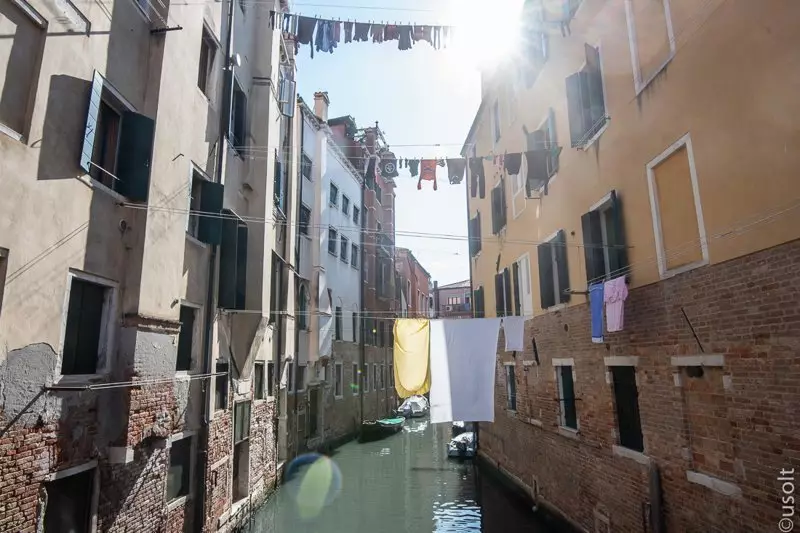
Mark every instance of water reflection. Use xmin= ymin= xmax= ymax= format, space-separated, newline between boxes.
xmin=249 ymin=418 xmax=559 ymax=533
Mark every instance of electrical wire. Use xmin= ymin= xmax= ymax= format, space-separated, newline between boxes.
xmin=47 ymin=372 xmax=228 ymax=391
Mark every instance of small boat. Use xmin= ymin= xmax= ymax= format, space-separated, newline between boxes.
xmin=447 ymin=431 xmax=476 ymax=459
xmin=451 ymin=421 xmax=474 ymax=437
xmin=398 ymin=395 xmax=429 ymax=418
xmin=359 ymin=417 xmax=405 ymax=443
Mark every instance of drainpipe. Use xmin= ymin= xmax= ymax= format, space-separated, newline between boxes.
xmin=195 ymin=0 xmax=235 ymax=526
xmin=358 ymin=154 xmax=366 ymax=426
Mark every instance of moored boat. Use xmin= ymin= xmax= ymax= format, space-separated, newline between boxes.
xmin=359 ymin=417 xmax=405 ymax=443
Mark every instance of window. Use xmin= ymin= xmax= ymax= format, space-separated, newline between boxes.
xmin=215 ymin=361 xmax=229 ymax=410
xmin=646 ymin=134 xmax=708 ymax=278
xmin=0 ymin=0 xmax=44 ymax=138
xmin=377 ymin=221 xmax=382 ymax=234
xmin=328 ymin=227 xmax=338 ymax=256
xmin=556 ymin=365 xmax=578 ymax=430
xmin=469 ymin=213 xmax=482 ymax=257
xmin=231 ymin=80 xmax=247 ymax=151
xmin=176 ymin=305 xmax=196 ymax=372
xmin=197 ymin=25 xmax=217 ymax=98
xmin=278 ymin=67 xmax=296 ymax=118
xmin=62 ymin=275 xmax=114 ymax=376
xmin=352 ymin=363 xmax=359 ymax=395
xmin=218 ymin=211 xmax=248 ymax=309
xmin=373 ymin=364 xmax=378 ymax=391
xmin=334 ymin=306 xmax=342 ymax=341
xmin=494 ymin=268 xmax=513 ymax=317
xmin=389 ymin=364 xmax=394 ymax=388
xmin=381 ymin=364 xmax=386 ymax=390
xmin=523 ymin=109 xmax=559 ymax=195
xmin=274 ymin=157 xmax=287 ymax=213
xmin=167 ymin=435 xmax=193 ymax=501
xmin=232 ymin=401 xmax=251 ymax=502
xmin=473 ymin=286 xmax=485 ymax=318
xmin=254 ymin=362 xmax=265 ymax=400
xmin=537 ymin=230 xmax=570 ymax=310
xmin=353 ymin=206 xmax=360 ymax=225
xmin=342 ymin=195 xmax=351 ymax=216
xmin=362 ymin=364 xmax=369 ymax=392
xmin=269 ymin=253 xmax=287 ymax=326
xmin=299 ymin=204 xmax=311 ymax=236
xmin=329 ymin=183 xmax=339 ymax=207
xmin=351 ymin=244 xmax=359 ymax=269
xmin=43 ymin=467 xmax=94 ymax=533
xmin=80 ymin=72 xmax=155 ymax=202
xmin=286 ymin=361 xmax=294 ymax=393
xmin=624 ymin=0 xmax=676 ymax=94
xmin=492 ymin=99 xmax=501 ymax=144
xmin=301 ymin=153 xmax=312 ymax=180
xmin=0 ymin=248 xmax=7 ymax=317
xmin=186 ymin=170 xmax=224 ymax=244
xmin=582 ymin=191 xmax=629 ymax=283
xmin=491 ymin=178 xmax=507 ymax=234
xmin=378 ymin=321 xmax=385 ymax=347
xmin=505 ymin=364 xmax=517 ymax=411
xmin=611 ymin=366 xmax=644 ymax=452
xmin=514 ymin=254 xmax=533 ymax=316
xmin=566 ymin=45 xmax=607 ymax=148
xmin=297 ymin=283 xmax=308 ymax=330
xmin=296 ymin=364 xmax=306 ymax=392
xmin=447 ymin=296 xmax=461 ymax=305
xmin=340 ymin=235 xmax=349 ymax=263
xmin=266 ymin=361 xmax=275 ymax=397
xmin=334 ymin=363 xmax=343 ymax=398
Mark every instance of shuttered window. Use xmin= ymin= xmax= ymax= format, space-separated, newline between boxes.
xmin=473 ymin=286 xmax=485 ymax=318
xmin=187 ymin=172 xmax=224 ymax=245
xmin=494 ymin=270 xmax=513 ymax=317
xmin=537 ymin=230 xmax=570 ymax=310
xmin=62 ymin=278 xmax=109 ymax=375
xmin=218 ymin=210 xmax=248 ymax=310
xmin=278 ymin=70 xmax=297 ymax=118
xmin=231 ymin=80 xmax=247 ymax=150
xmin=524 ymin=108 xmax=561 ymax=196
xmin=491 ymin=179 xmax=507 ymax=234
xmin=582 ymin=190 xmax=628 ymax=283
xmin=566 ymin=44 xmax=607 ymax=148
xmin=469 ymin=213 xmax=482 ymax=257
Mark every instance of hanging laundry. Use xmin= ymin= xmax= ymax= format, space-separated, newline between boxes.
xmin=418 ymin=159 xmax=438 ymax=190
xmin=429 ymin=318 xmax=502 ymax=423
xmin=504 ymin=152 xmax=522 ymax=175
xmin=380 ymin=153 xmax=399 ymax=178
xmin=354 ymin=21 xmax=370 ymax=42
xmin=502 ymin=316 xmax=525 ymax=351
xmin=364 ymin=154 xmax=378 ymax=185
xmin=333 ymin=21 xmax=342 ymax=43
xmin=469 ymin=158 xmax=486 ymax=198
xmin=385 ymin=24 xmax=399 ymax=40
xmin=590 ymin=282 xmax=604 ymax=343
xmin=433 ymin=26 xmax=442 ymax=49
xmin=315 ymin=20 xmax=336 ymax=54
xmin=437 ymin=159 xmax=445 ymax=167
xmin=443 ymin=26 xmax=450 ymax=47
xmin=371 ymin=24 xmax=385 ymax=43
xmin=398 ymin=25 xmax=413 ymax=50
xmin=344 ymin=21 xmax=353 ymax=43
xmin=393 ymin=319 xmax=432 ymax=399
xmin=297 ymin=16 xmax=317 ymax=57
xmin=446 ymin=158 xmax=466 ymax=185
xmin=604 ymin=276 xmax=628 ymax=332
xmin=408 ymin=159 xmax=420 ymax=177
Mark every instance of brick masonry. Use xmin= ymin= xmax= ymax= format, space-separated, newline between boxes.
xmin=481 ymin=238 xmax=800 ymax=533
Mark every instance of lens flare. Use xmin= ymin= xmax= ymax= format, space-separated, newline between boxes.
xmin=285 ymin=453 xmax=343 ymax=520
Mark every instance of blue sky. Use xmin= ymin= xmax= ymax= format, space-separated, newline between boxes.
xmin=292 ymin=0 xmax=510 ymax=285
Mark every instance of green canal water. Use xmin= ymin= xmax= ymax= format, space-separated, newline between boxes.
xmin=248 ymin=418 xmax=567 ymax=532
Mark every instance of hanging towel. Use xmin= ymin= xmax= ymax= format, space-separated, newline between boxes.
xmin=353 ymin=22 xmax=369 ymax=42
xmin=408 ymin=159 xmax=420 ymax=177
xmin=589 ymin=282 xmax=604 ymax=343
xmin=502 ymin=316 xmax=525 ymax=351
xmin=429 ymin=318 xmax=502 ymax=423
xmin=445 ymin=158 xmax=466 ymax=185
xmin=604 ymin=276 xmax=628 ymax=332
xmin=297 ymin=16 xmax=316 ymax=45
xmin=468 ymin=158 xmax=486 ymax=198
xmin=333 ymin=21 xmax=341 ymax=43
xmin=398 ymin=25 xmax=413 ymax=50
xmin=418 ymin=159 xmax=438 ymax=190
xmin=393 ymin=319 xmax=432 ymax=399
xmin=371 ymin=24 xmax=385 ymax=43
xmin=505 ymin=152 xmax=522 ymax=175
xmin=344 ymin=21 xmax=353 ymax=43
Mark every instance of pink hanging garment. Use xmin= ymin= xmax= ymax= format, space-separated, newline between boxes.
xmin=603 ymin=276 xmax=628 ymax=332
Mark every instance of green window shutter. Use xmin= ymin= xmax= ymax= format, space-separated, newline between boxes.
xmin=494 ymin=273 xmax=505 ymax=317
xmin=608 ymin=190 xmax=629 ymax=278
xmin=80 ymin=72 xmax=104 ymax=173
xmin=581 ymin=210 xmax=604 ymax=283
xmin=512 ymin=262 xmax=521 ymax=316
xmin=584 ymin=44 xmax=606 ymax=136
xmin=116 ymin=111 xmax=155 ymax=202
xmin=566 ymin=72 xmax=588 ymax=148
xmin=198 ymin=180 xmax=224 ymax=244
xmin=537 ymin=242 xmax=555 ymax=309
xmin=218 ymin=210 xmax=239 ymax=309
xmin=555 ymin=230 xmax=571 ymax=303
xmin=503 ymin=268 xmax=513 ymax=317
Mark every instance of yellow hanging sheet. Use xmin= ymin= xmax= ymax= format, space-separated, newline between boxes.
xmin=393 ymin=318 xmax=431 ymax=399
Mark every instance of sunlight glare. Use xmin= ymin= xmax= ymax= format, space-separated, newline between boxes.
xmin=446 ymin=0 xmax=526 ymax=70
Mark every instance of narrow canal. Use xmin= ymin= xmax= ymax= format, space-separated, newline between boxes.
xmin=249 ymin=418 xmax=566 ymax=532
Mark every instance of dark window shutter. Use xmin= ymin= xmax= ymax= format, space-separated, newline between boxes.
xmin=495 ymin=273 xmax=504 ymax=317
xmin=279 ymin=77 xmax=296 ymax=118
xmin=555 ymin=230 xmax=571 ymax=303
xmin=612 ymin=366 xmax=644 ymax=452
xmin=581 ymin=210 xmax=605 ymax=283
xmin=491 ymin=187 xmax=501 ymax=234
xmin=546 ymin=108 xmax=560 ymax=177
xmin=503 ymin=268 xmax=513 ymax=317
xmin=80 ymin=72 xmax=104 ymax=173
xmin=566 ymin=72 xmax=587 ymax=148
xmin=469 ymin=213 xmax=482 ymax=257
xmin=512 ymin=262 xmax=521 ymax=316
xmin=198 ymin=180 xmax=224 ymax=244
xmin=584 ymin=44 xmax=606 ymax=133
xmin=608 ymin=190 xmax=629 ymax=278
xmin=560 ymin=366 xmax=578 ymax=429
xmin=274 ymin=159 xmax=284 ymax=210
xmin=115 ymin=112 xmax=155 ymax=202
xmin=218 ymin=210 xmax=239 ymax=309
xmin=537 ymin=242 xmax=555 ymax=309
xmin=526 ymin=129 xmax=549 ymax=195
xmin=500 ymin=177 xmax=508 ymax=230
xmin=474 ymin=287 xmax=485 ymax=318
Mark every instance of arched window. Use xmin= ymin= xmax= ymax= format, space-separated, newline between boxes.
xmin=298 ymin=283 xmax=309 ymax=330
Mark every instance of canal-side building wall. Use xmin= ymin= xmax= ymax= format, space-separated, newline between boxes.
xmin=464 ymin=0 xmax=800 ymax=532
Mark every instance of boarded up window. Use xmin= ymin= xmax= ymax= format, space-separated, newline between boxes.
xmin=627 ymin=0 xmax=674 ymax=87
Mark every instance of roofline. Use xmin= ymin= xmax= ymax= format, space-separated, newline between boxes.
xmin=461 ymin=98 xmax=487 ymax=156
xmin=438 ymin=279 xmax=471 ymax=289
xmin=396 ymin=247 xmax=432 ymax=281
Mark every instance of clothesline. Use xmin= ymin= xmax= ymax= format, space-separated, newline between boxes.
xmin=270 ymin=11 xmax=458 ymax=57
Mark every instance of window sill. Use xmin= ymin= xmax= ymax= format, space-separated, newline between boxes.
xmin=612 ymin=445 xmax=650 ymax=465
xmin=76 ymin=175 xmax=128 ymax=204
xmin=557 ymin=426 xmax=580 ymax=440
xmin=543 ymin=302 xmax=568 ymax=313
xmin=54 ymin=373 xmax=107 ymax=387
xmin=334 ymin=394 xmax=343 ymax=400
xmin=0 ymin=122 xmax=24 ymax=143
xmin=174 ymin=371 xmax=193 ymax=380
xmin=328 ymin=251 xmax=338 ymax=258
xmin=186 ymin=233 xmax=210 ymax=249
xmin=635 ymin=54 xmax=675 ymax=96
xmin=196 ymin=86 xmax=214 ymax=108
xmin=660 ymin=258 xmax=709 ymax=281
xmin=578 ymin=120 xmax=609 ymax=151
xmin=167 ymin=494 xmax=192 ymax=512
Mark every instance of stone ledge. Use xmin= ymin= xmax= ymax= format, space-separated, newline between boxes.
xmin=686 ymin=470 xmax=742 ymax=498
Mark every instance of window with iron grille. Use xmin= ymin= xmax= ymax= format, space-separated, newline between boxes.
xmin=505 ymin=364 xmax=517 ymax=411
xmin=299 ymin=204 xmax=311 ymax=236
xmin=328 ymin=227 xmax=338 ymax=256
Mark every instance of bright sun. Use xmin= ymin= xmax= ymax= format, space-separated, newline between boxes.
xmin=444 ymin=0 xmax=526 ymax=70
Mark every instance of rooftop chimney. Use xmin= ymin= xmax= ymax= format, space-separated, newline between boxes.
xmin=314 ymin=91 xmax=329 ymax=122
